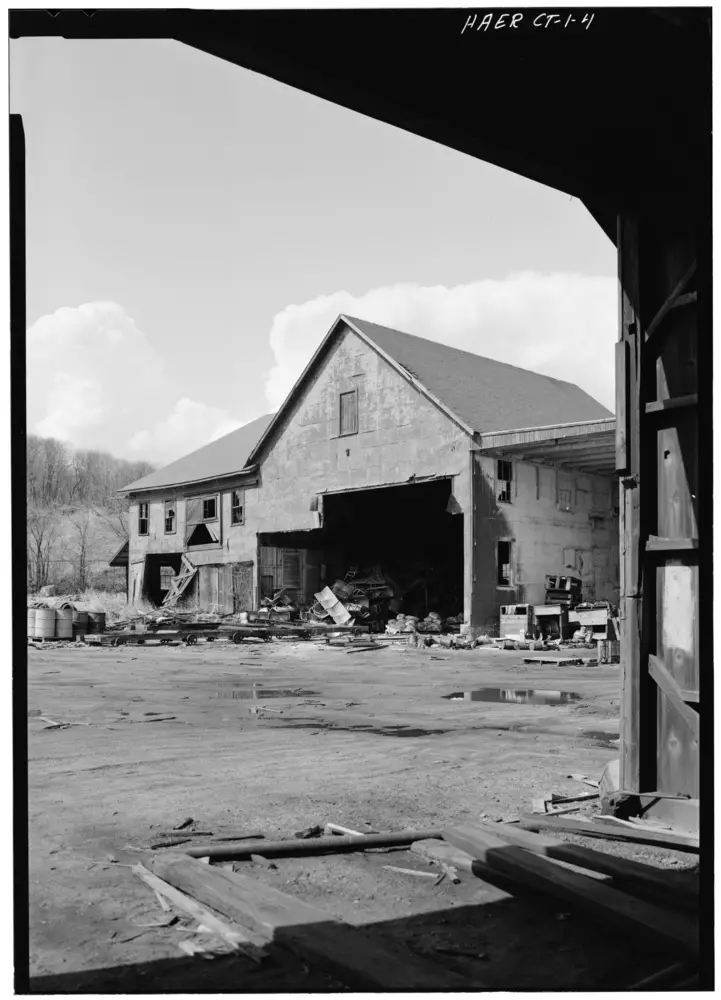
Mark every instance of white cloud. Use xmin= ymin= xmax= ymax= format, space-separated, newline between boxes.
xmin=128 ymin=398 xmax=245 ymax=458
xmin=264 ymin=274 xmax=617 ymax=411
xmin=27 ymin=302 xmax=243 ymax=464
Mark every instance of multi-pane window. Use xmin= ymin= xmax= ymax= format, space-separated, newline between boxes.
xmin=159 ymin=566 xmax=175 ymax=592
xmin=497 ymin=540 xmax=512 ymax=586
xmin=202 ymin=496 xmax=217 ymax=520
xmin=164 ymin=500 xmax=176 ymax=534
xmin=339 ymin=390 xmax=358 ymax=436
xmin=496 ymin=459 xmax=513 ymax=504
xmin=558 ymin=474 xmax=574 ymax=512
xmin=231 ymin=489 xmax=245 ymax=526
xmin=138 ymin=502 xmax=149 ymax=536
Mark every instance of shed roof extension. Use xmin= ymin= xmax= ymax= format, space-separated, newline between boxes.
xmin=120 ymin=412 xmax=274 ymax=494
xmin=248 ymin=315 xmax=612 ymax=463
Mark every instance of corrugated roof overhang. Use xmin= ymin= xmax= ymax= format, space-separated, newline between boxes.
xmin=474 ymin=417 xmax=616 ymax=477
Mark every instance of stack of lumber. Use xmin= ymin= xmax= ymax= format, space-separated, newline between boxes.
xmin=439 ymin=820 xmax=698 ymax=963
xmin=139 ymin=853 xmax=484 ymax=990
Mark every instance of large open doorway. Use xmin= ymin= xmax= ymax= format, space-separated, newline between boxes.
xmin=259 ymin=478 xmax=464 ymax=624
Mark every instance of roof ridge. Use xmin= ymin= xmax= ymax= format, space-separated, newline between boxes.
xmin=342 ymin=314 xmax=581 ymax=391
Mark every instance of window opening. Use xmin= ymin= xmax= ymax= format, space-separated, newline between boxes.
xmin=496 ymin=459 xmax=513 ymax=504
xmin=202 ymin=496 xmax=217 ymax=520
xmin=497 ymin=540 xmax=512 ymax=586
xmin=159 ymin=566 xmax=175 ymax=592
xmin=339 ymin=390 xmax=358 ymax=436
xmin=164 ymin=501 xmax=176 ymax=534
xmin=231 ymin=489 xmax=245 ymax=525
xmin=138 ymin=502 xmax=149 ymax=536
xmin=187 ymin=523 xmax=219 ymax=546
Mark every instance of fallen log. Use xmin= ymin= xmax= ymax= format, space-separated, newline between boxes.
xmin=182 ymin=828 xmax=443 ymax=860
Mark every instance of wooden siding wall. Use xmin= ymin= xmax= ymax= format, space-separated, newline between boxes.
xmin=617 ymin=213 xmax=700 ymax=799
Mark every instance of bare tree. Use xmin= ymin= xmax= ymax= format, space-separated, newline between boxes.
xmin=68 ymin=509 xmax=97 ymax=591
xmin=27 ymin=507 xmax=61 ymax=591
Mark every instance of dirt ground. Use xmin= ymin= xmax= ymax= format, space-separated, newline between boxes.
xmin=25 ymin=638 xmax=698 ymax=992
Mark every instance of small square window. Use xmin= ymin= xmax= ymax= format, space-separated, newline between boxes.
xmin=339 ymin=390 xmax=358 ymax=436
xmin=203 ymin=496 xmax=217 ymax=520
xmin=497 ymin=540 xmax=512 ymax=586
xmin=496 ymin=459 xmax=513 ymax=504
xmin=138 ymin=502 xmax=149 ymax=536
xmin=164 ymin=501 xmax=176 ymax=534
xmin=231 ymin=489 xmax=244 ymax=526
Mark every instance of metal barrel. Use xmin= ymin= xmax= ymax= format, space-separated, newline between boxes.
xmin=27 ymin=608 xmax=36 ymax=638
xmin=87 ymin=611 xmax=106 ymax=634
xmin=72 ymin=610 xmax=88 ymax=637
xmin=35 ymin=608 xmax=56 ymax=639
xmin=55 ymin=608 xmax=73 ymax=639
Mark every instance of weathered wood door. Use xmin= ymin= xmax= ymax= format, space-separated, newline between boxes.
xmin=232 ymin=562 xmax=254 ymax=612
xmin=617 ymin=215 xmax=700 ymax=797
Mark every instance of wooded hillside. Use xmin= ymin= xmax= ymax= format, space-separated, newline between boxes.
xmin=26 ymin=435 xmax=155 ymax=593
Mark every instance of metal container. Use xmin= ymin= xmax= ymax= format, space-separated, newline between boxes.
xmin=72 ymin=610 xmax=88 ymax=637
xmin=27 ymin=608 xmax=36 ymax=638
xmin=87 ymin=611 xmax=106 ymax=634
xmin=55 ymin=608 xmax=73 ymax=639
xmin=35 ymin=607 xmax=56 ymax=639
xmin=500 ymin=604 xmax=532 ymax=639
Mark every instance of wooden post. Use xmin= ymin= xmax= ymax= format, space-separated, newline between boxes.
xmin=618 ymin=215 xmax=643 ymax=792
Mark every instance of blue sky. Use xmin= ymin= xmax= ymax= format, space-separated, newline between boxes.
xmin=13 ymin=36 xmax=617 ymax=464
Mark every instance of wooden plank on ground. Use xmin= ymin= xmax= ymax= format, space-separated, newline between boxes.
xmin=516 ymin=815 xmax=699 ymax=853
xmin=131 ymin=863 xmax=265 ymax=957
xmin=474 ymin=822 xmax=697 ymax=906
xmin=443 ymin=825 xmax=698 ymax=960
xmin=150 ymin=854 xmax=481 ymax=990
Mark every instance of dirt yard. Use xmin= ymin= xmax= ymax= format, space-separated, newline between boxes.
xmin=26 ymin=638 xmax=696 ymax=991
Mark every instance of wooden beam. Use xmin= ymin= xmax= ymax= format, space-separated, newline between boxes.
xmin=516 ymin=815 xmax=699 ymax=853
xmin=468 ymin=822 xmax=697 ymax=906
xmin=645 ymin=393 xmax=698 ymax=414
xmin=132 ymin=863 xmax=265 ymax=956
xmin=443 ymin=825 xmax=698 ymax=959
xmin=149 ymin=855 xmax=481 ymax=990
xmin=615 ymin=339 xmax=630 ymax=473
xmin=645 ymin=536 xmax=699 ymax=552
xmin=670 ymin=291 xmax=697 ymax=309
xmin=645 ymin=260 xmax=697 ymax=341
xmin=648 ymin=654 xmax=700 ymax=734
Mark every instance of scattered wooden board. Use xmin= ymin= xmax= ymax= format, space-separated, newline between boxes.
xmin=443 ymin=825 xmax=698 ymax=960
xmin=149 ymin=854 xmax=482 ymax=990
xmin=472 ymin=822 xmax=697 ymax=906
xmin=517 ymin=815 xmax=699 ymax=853
xmin=131 ymin=863 xmax=264 ymax=959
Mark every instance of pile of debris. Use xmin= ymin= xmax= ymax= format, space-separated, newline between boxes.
xmin=256 ymin=588 xmax=300 ymax=622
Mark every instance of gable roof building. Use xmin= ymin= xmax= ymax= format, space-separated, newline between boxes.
xmin=121 ymin=314 xmax=618 ymax=632
xmin=123 ymin=317 xmax=610 ymax=495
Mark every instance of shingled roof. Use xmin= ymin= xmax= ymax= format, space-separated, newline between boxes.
xmin=247 ymin=315 xmax=612 ymax=463
xmin=345 ymin=316 xmax=612 ymax=432
xmin=124 ymin=315 xmax=611 ymax=493
xmin=120 ymin=413 xmax=275 ymax=493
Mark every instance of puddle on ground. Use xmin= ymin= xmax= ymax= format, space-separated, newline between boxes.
xmin=215 ymin=687 xmax=318 ymax=700
xmin=443 ymin=688 xmax=582 ymax=706
xmin=581 ymin=729 xmax=619 ymax=748
xmin=275 ymin=719 xmax=448 ymax=738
